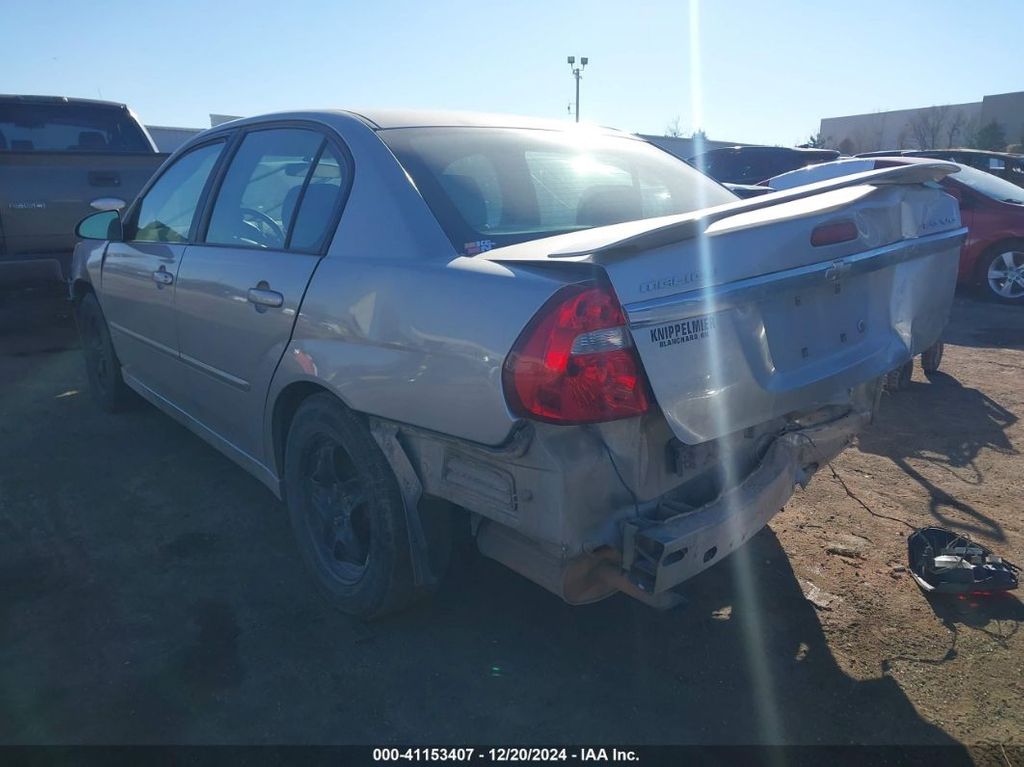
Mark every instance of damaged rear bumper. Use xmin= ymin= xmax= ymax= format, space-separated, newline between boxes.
xmin=622 ymin=408 xmax=871 ymax=600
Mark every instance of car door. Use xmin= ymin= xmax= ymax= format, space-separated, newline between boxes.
xmin=100 ymin=139 xmax=226 ymax=404
xmin=173 ymin=126 xmax=348 ymax=464
xmin=940 ymin=180 xmax=977 ymax=282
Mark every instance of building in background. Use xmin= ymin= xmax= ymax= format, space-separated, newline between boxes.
xmin=144 ymin=124 xmax=202 ymax=153
xmin=820 ymin=91 xmax=1024 ymax=155
xmin=144 ymin=114 xmax=244 ymax=153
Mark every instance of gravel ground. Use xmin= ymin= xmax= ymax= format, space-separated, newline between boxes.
xmin=0 ymin=292 xmax=1021 ymax=751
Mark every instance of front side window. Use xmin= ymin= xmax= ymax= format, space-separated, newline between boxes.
xmin=205 ymin=128 xmax=325 ymax=250
xmin=381 ymin=127 xmax=735 ymax=253
xmin=132 ymin=141 xmax=224 ymax=243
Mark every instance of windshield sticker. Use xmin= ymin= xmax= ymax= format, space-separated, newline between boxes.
xmin=649 ymin=314 xmax=717 ymax=348
xmin=463 ymin=239 xmax=495 ymax=255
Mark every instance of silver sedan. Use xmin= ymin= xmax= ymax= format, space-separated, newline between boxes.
xmin=71 ymin=110 xmax=965 ymax=617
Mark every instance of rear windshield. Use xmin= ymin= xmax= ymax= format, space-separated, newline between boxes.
xmin=0 ymin=102 xmax=151 ymax=153
xmin=380 ymin=127 xmax=736 ymax=254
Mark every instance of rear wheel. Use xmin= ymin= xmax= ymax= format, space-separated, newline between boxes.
xmin=283 ymin=393 xmax=419 ymax=618
xmin=980 ymin=242 xmax=1024 ymax=303
xmin=76 ymin=292 xmax=131 ymax=412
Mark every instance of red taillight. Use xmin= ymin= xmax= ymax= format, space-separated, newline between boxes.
xmin=811 ymin=220 xmax=858 ymax=247
xmin=503 ymin=283 xmax=650 ymax=424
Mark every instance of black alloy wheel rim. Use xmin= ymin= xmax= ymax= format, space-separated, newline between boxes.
xmin=301 ymin=434 xmax=372 ymax=582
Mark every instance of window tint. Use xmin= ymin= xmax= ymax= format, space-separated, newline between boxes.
xmin=206 ymin=129 xmax=324 ymax=250
xmin=0 ymin=102 xmax=152 ymax=152
xmin=133 ymin=141 xmax=224 ymax=243
xmin=525 ymin=151 xmax=633 ymax=229
xmin=288 ymin=144 xmax=347 ymax=252
xmin=381 ymin=127 xmax=735 ymax=253
xmin=440 ymin=153 xmax=502 ymax=230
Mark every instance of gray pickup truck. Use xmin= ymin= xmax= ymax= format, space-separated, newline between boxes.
xmin=0 ymin=95 xmax=166 ymax=286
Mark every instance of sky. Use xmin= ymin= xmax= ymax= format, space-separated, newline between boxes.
xmin=2 ymin=0 xmax=1023 ymax=146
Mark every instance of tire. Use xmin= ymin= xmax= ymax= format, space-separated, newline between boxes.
xmin=884 ymin=360 xmax=913 ymax=392
xmin=921 ymin=341 xmax=944 ymax=375
xmin=283 ymin=393 xmax=420 ymax=618
xmin=76 ymin=292 xmax=131 ymax=412
xmin=978 ymin=240 xmax=1024 ymax=303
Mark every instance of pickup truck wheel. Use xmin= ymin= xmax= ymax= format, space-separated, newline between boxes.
xmin=284 ymin=394 xmax=416 ymax=618
xmin=884 ymin=360 xmax=913 ymax=392
xmin=921 ymin=341 xmax=944 ymax=375
xmin=980 ymin=241 xmax=1024 ymax=303
xmin=76 ymin=293 xmax=130 ymax=412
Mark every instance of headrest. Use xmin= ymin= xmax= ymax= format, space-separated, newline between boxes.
xmin=576 ymin=185 xmax=643 ymax=227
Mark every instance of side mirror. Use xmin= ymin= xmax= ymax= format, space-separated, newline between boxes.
xmin=76 ymin=209 xmax=123 ymax=241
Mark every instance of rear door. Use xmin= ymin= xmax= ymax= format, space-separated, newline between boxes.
xmin=173 ymin=126 xmax=348 ymax=461
xmin=101 ymin=140 xmax=226 ymax=404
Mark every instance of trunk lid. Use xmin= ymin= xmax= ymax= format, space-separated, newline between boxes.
xmin=484 ymin=163 xmax=966 ymax=444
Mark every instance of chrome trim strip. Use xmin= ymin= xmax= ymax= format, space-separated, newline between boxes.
xmin=625 ymin=227 xmax=967 ymax=329
xmin=180 ymin=352 xmax=251 ymax=392
xmin=108 ymin=321 xmax=178 ymax=358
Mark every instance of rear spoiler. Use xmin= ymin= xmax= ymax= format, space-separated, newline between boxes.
xmin=480 ymin=161 xmax=959 ymax=262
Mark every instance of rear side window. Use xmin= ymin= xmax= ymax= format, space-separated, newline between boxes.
xmin=205 ymin=128 xmax=325 ymax=250
xmin=0 ymin=102 xmax=151 ymax=152
xmin=288 ymin=144 xmax=347 ymax=252
xmin=132 ymin=141 xmax=224 ymax=243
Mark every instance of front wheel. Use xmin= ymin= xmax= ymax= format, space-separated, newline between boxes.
xmin=283 ymin=393 xmax=420 ymax=618
xmin=76 ymin=292 xmax=131 ymax=412
xmin=980 ymin=243 xmax=1024 ymax=303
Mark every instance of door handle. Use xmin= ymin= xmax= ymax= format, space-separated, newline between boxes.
xmin=247 ymin=287 xmax=284 ymax=308
xmin=90 ymin=197 xmax=126 ymax=212
xmin=152 ymin=268 xmax=173 ymax=286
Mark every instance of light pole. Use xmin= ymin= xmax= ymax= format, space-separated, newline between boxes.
xmin=567 ymin=56 xmax=588 ymax=122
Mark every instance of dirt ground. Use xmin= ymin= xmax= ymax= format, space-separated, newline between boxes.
xmin=0 ymin=291 xmax=1022 ymax=751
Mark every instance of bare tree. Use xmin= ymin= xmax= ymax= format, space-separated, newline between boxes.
xmin=907 ymin=105 xmax=950 ymax=150
xmin=664 ymin=116 xmax=683 ymax=138
xmin=945 ymin=110 xmax=967 ymax=148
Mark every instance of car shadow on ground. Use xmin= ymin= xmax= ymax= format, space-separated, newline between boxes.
xmin=0 ymin=325 xmax=975 ymax=751
xmin=0 ymin=374 xmax=968 ymax=750
xmin=856 ymin=372 xmax=1017 ymax=541
xmin=0 ymin=289 xmax=78 ymax=357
